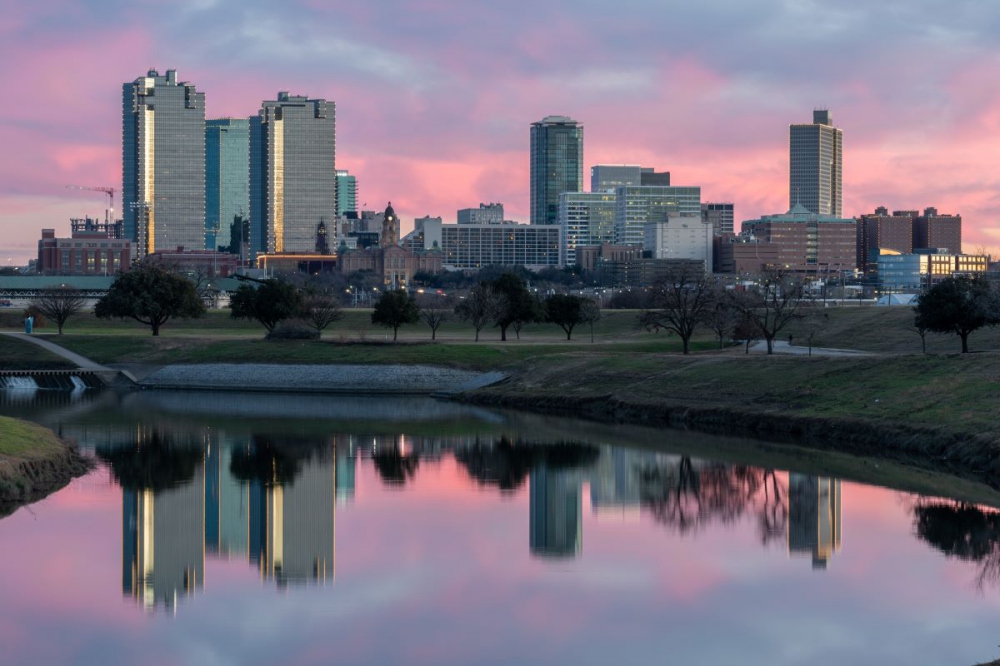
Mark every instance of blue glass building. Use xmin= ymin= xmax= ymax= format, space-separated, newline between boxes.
xmin=205 ymin=119 xmax=250 ymax=250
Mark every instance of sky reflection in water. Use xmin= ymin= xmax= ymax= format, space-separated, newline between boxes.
xmin=0 ymin=391 xmax=999 ymax=666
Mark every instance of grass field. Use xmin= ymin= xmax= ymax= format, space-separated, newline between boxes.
xmin=0 ymin=416 xmax=67 ymax=461
xmin=0 ymin=336 xmax=77 ymax=370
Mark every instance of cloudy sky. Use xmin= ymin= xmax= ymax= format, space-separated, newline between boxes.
xmin=3 ymin=0 xmax=1000 ymax=264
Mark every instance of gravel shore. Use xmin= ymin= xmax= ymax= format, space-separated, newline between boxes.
xmin=139 ymin=363 xmax=505 ymax=394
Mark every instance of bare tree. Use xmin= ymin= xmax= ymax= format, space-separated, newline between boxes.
xmin=455 ymin=283 xmax=506 ymax=342
xmin=732 ymin=312 xmax=760 ymax=354
xmin=639 ymin=262 xmax=715 ymax=354
xmin=701 ymin=286 xmax=740 ymax=350
xmin=303 ymin=291 xmax=344 ymax=336
xmin=419 ymin=295 xmax=453 ymax=340
xmin=30 ymin=287 xmax=87 ymax=334
xmin=728 ymin=268 xmax=807 ymax=355
xmin=580 ymin=298 xmax=601 ymax=343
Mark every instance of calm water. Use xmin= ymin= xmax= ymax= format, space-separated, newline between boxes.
xmin=1 ymin=389 xmax=999 ymax=666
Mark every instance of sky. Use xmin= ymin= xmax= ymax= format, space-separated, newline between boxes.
xmin=3 ymin=0 xmax=1000 ymax=264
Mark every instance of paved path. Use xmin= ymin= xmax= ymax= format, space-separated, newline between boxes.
xmin=1 ymin=332 xmax=114 ymax=370
xmin=749 ymin=340 xmax=872 ymax=357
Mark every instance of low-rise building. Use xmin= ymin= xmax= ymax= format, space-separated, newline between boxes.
xmin=643 ymin=213 xmax=713 ymax=269
xmin=37 ymin=219 xmax=131 ymax=276
xmin=739 ymin=204 xmax=856 ymax=275
xmin=876 ymin=249 xmax=987 ymax=293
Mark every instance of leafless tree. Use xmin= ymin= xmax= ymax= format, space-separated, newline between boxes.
xmin=728 ymin=268 xmax=807 ymax=354
xmin=639 ymin=262 xmax=715 ymax=354
xmin=419 ymin=294 xmax=453 ymax=340
xmin=303 ymin=291 xmax=344 ymax=336
xmin=701 ymin=285 xmax=740 ymax=349
xmin=456 ymin=284 xmax=507 ymax=342
xmin=580 ymin=298 xmax=601 ymax=343
xmin=30 ymin=287 xmax=87 ymax=334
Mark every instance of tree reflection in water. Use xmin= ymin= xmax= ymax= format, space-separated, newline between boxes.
xmin=229 ymin=435 xmax=332 ymax=487
xmin=639 ymin=457 xmax=787 ymax=545
xmin=914 ymin=500 xmax=1000 ymax=590
xmin=454 ymin=436 xmax=600 ymax=493
xmin=96 ymin=429 xmax=204 ymax=492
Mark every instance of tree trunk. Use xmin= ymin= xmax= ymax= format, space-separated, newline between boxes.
xmin=475 ymin=328 xmax=480 ymax=342
xmin=152 ymin=322 xmax=160 ymax=336
xmin=393 ymin=326 xmax=398 ymax=342
xmin=765 ymin=335 xmax=774 ymax=354
xmin=682 ymin=335 xmax=690 ymax=355
xmin=500 ymin=325 xmax=507 ymax=342
xmin=961 ymin=332 xmax=969 ymax=353
xmin=566 ymin=329 xmax=572 ymax=341
xmin=431 ymin=328 xmax=437 ymax=341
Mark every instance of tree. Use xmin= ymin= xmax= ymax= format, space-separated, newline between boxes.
xmin=303 ymin=290 xmax=343 ymax=336
xmin=639 ymin=263 xmax=715 ymax=354
xmin=95 ymin=263 xmax=204 ymax=336
xmin=456 ymin=283 xmax=506 ymax=342
xmin=732 ymin=312 xmax=760 ymax=354
xmin=418 ymin=294 xmax=452 ymax=341
xmin=544 ymin=294 xmax=589 ymax=340
xmin=491 ymin=272 xmax=539 ymax=341
xmin=30 ymin=287 xmax=86 ymax=334
xmin=229 ymin=278 xmax=304 ymax=334
xmin=914 ymin=275 xmax=1000 ymax=353
xmin=371 ymin=289 xmax=420 ymax=341
xmin=580 ymin=298 xmax=601 ymax=342
xmin=728 ymin=268 xmax=807 ymax=355
xmin=702 ymin=289 xmax=740 ymax=350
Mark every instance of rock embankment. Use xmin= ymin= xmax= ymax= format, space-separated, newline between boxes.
xmin=139 ymin=363 xmax=505 ymax=394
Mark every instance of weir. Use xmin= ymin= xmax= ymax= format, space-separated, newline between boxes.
xmin=3 ymin=376 xmax=39 ymax=390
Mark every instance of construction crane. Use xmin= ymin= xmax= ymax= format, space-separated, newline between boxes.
xmin=66 ymin=185 xmax=116 ymax=221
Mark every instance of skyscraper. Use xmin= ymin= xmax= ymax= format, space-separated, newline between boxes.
xmin=789 ymin=110 xmax=842 ymax=217
xmin=336 ymin=169 xmax=356 ymax=217
xmin=205 ymin=118 xmax=250 ymax=250
xmin=590 ymin=165 xmax=641 ymax=192
xmin=123 ymin=69 xmax=206 ymax=259
xmin=250 ymin=92 xmax=336 ymax=257
xmin=530 ymin=116 xmax=583 ymax=225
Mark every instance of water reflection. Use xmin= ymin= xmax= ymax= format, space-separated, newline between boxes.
xmin=914 ymin=500 xmax=1000 ymax=589
xmin=789 ymin=474 xmax=842 ymax=569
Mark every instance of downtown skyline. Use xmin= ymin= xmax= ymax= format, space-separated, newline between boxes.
xmin=3 ymin=1 xmax=1000 ymax=264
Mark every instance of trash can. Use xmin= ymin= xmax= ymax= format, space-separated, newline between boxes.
xmin=24 ymin=316 xmax=33 ymax=334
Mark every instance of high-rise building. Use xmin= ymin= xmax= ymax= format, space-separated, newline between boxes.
xmin=530 ymin=116 xmax=583 ymax=226
xmin=789 ymin=110 xmax=842 ymax=217
xmin=702 ymin=203 xmax=735 ymax=235
xmin=640 ymin=168 xmax=671 ymax=186
xmin=205 ymin=118 xmax=250 ymax=251
xmin=614 ymin=186 xmax=701 ymax=247
xmin=643 ymin=213 xmax=714 ymax=269
xmin=590 ymin=165 xmax=641 ymax=192
xmin=336 ymin=169 xmax=357 ymax=217
xmin=457 ymin=203 xmax=504 ymax=225
xmin=123 ymin=69 xmax=206 ymax=259
xmin=558 ymin=191 xmax=617 ymax=266
xmin=914 ymin=207 xmax=962 ymax=253
xmin=249 ymin=92 xmax=336 ymax=257
xmin=856 ymin=207 xmax=915 ymax=276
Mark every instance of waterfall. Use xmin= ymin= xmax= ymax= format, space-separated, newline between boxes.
xmin=70 ymin=376 xmax=88 ymax=391
xmin=3 ymin=376 xmax=39 ymax=390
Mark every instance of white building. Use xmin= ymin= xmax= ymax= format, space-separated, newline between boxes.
xmin=643 ymin=213 xmax=713 ymax=270
xmin=615 ymin=186 xmax=701 ymax=247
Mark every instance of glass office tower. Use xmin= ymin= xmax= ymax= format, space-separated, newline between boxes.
xmin=206 ymin=119 xmax=250 ymax=250
xmin=530 ymin=116 xmax=583 ymax=226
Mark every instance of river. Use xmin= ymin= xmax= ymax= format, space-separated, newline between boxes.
xmin=0 ymin=389 xmax=997 ymax=665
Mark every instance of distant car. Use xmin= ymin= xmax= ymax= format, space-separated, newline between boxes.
xmin=0 ymin=299 xmax=11 ymax=307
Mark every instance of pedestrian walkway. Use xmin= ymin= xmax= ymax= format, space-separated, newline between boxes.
xmin=1 ymin=332 xmax=114 ymax=371
xmin=749 ymin=339 xmax=872 ymax=357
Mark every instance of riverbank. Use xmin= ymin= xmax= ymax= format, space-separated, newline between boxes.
xmin=457 ymin=351 xmax=1000 ymax=490
xmin=0 ymin=416 xmax=93 ymax=517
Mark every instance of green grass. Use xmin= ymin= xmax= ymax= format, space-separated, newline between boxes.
xmin=0 ymin=416 xmax=66 ymax=460
xmin=0 ymin=336 xmax=77 ymax=370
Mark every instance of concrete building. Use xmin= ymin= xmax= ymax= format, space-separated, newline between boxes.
xmin=205 ymin=118 xmax=250 ymax=251
xmin=530 ymin=116 xmax=583 ymax=226
xmin=458 ymin=203 xmax=504 ymax=225
xmin=614 ymin=186 xmax=702 ymax=247
xmin=335 ymin=169 xmax=357 ymax=217
xmin=590 ymin=165 xmax=641 ymax=191
xmin=558 ymin=191 xmax=617 ymax=266
xmin=790 ymin=110 xmax=842 ymax=217
xmin=575 ymin=243 xmax=644 ymax=273
xmin=739 ymin=203 xmax=856 ymax=275
xmin=441 ymin=222 xmax=562 ymax=270
xmin=250 ymin=92 xmax=336 ymax=258
xmin=713 ymin=234 xmax=781 ymax=275
xmin=37 ymin=221 xmax=131 ymax=276
xmin=643 ymin=213 xmax=713 ymax=269
xmin=914 ymin=207 xmax=962 ymax=253
xmin=702 ymin=202 xmax=735 ymax=235
xmin=123 ymin=69 xmax=206 ymax=260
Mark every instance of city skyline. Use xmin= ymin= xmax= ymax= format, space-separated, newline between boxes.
xmin=3 ymin=2 xmax=1000 ymax=264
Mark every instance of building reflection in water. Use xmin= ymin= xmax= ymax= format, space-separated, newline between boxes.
xmin=787 ymin=474 xmax=842 ymax=569
xmin=530 ymin=462 xmax=583 ymax=558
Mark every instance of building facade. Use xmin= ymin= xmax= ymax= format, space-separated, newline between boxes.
xmin=37 ymin=224 xmax=131 ymax=276
xmin=790 ymin=110 xmax=842 ymax=217
xmin=123 ymin=69 xmax=206 ymax=260
xmin=250 ymin=92 xmax=336 ymax=258
xmin=590 ymin=165 xmax=641 ymax=192
xmin=913 ymin=207 xmax=962 ymax=253
xmin=614 ymin=186 xmax=702 ymax=247
xmin=205 ymin=118 xmax=250 ymax=251
xmin=530 ymin=116 xmax=583 ymax=226
xmin=701 ymin=202 xmax=735 ymax=235
xmin=876 ymin=249 xmax=987 ymax=292
xmin=643 ymin=213 xmax=714 ymax=269
xmin=336 ymin=169 xmax=356 ymax=217
xmin=457 ymin=203 xmax=504 ymax=225
xmin=739 ymin=203 xmax=856 ymax=274
xmin=856 ymin=207 xmax=915 ymax=276
xmin=428 ymin=221 xmax=563 ymax=270
xmin=558 ymin=191 xmax=617 ymax=267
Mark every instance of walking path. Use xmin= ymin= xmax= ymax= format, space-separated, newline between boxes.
xmin=1 ymin=332 xmax=115 ymax=371
xmin=749 ymin=339 xmax=872 ymax=357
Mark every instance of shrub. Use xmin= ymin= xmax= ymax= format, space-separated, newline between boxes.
xmin=265 ymin=321 xmax=319 ymax=341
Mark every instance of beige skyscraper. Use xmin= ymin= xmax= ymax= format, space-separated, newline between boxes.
xmin=789 ymin=110 xmax=842 ymax=217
